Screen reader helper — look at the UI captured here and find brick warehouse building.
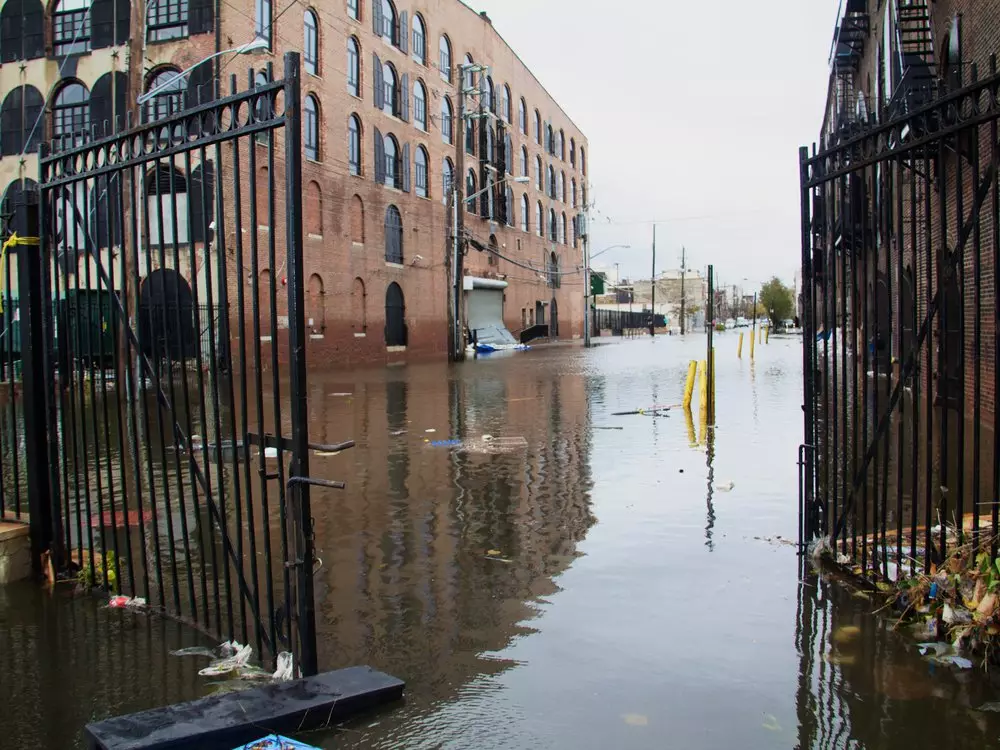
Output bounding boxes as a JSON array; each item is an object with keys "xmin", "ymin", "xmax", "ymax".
[
  {"xmin": 0, "ymin": 0, "xmax": 588, "ymax": 367},
  {"xmin": 809, "ymin": 0, "xmax": 1000, "ymax": 525}
]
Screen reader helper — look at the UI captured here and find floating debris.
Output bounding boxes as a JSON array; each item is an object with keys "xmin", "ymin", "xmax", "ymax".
[
  {"xmin": 170, "ymin": 646, "xmax": 217, "ymax": 658},
  {"xmin": 237, "ymin": 735, "xmax": 322, "ymax": 750},
  {"xmin": 429, "ymin": 439, "xmax": 462, "ymax": 448},
  {"xmin": 425, "ymin": 428, "xmax": 437, "ymax": 434},
  {"xmin": 621, "ymin": 714, "xmax": 648, "ymax": 727},
  {"xmin": 715, "ymin": 481, "xmax": 735, "ymax": 492},
  {"xmin": 107, "ymin": 595, "xmax": 146, "ymax": 609}
]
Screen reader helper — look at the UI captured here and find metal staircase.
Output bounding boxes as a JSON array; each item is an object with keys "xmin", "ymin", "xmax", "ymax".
[{"xmin": 890, "ymin": 0, "xmax": 937, "ymax": 117}]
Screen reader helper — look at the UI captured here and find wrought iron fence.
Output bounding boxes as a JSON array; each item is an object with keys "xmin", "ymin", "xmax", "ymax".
[{"xmin": 799, "ymin": 56, "xmax": 1000, "ymax": 578}]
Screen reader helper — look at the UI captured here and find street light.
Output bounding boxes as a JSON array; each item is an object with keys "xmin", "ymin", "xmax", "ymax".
[{"xmin": 137, "ymin": 36, "xmax": 270, "ymax": 104}]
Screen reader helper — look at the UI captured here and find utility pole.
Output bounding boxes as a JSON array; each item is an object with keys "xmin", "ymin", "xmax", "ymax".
[
  {"xmin": 449, "ymin": 63, "xmax": 469, "ymax": 362},
  {"xmin": 583, "ymin": 204, "xmax": 591, "ymax": 347},
  {"xmin": 680, "ymin": 246, "xmax": 686, "ymax": 335},
  {"xmin": 650, "ymin": 225, "xmax": 656, "ymax": 337}
]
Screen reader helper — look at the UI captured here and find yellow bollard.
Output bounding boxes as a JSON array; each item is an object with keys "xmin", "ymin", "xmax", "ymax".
[
  {"xmin": 698, "ymin": 359, "xmax": 707, "ymax": 408},
  {"xmin": 683, "ymin": 360, "xmax": 697, "ymax": 410},
  {"xmin": 765, "ymin": 325, "xmax": 770, "ymax": 344},
  {"xmin": 750, "ymin": 329, "xmax": 756, "ymax": 360},
  {"xmin": 737, "ymin": 332, "xmax": 744, "ymax": 358},
  {"xmin": 758, "ymin": 327, "xmax": 763, "ymax": 344},
  {"xmin": 684, "ymin": 405, "xmax": 697, "ymax": 447},
  {"xmin": 698, "ymin": 404, "xmax": 707, "ymax": 447}
]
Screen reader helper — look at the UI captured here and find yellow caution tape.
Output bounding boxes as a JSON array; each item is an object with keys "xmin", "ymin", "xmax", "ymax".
[{"xmin": 0, "ymin": 234, "xmax": 40, "ymax": 314}]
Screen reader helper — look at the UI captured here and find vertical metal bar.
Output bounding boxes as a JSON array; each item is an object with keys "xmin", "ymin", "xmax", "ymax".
[
  {"xmin": 137, "ymin": 161, "xmax": 167, "ymax": 605},
  {"xmin": 895, "ymin": 155, "xmax": 905, "ymax": 579},
  {"xmin": 909, "ymin": 145, "xmax": 919, "ymax": 577},
  {"xmin": 880, "ymin": 161, "xmax": 892, "ymax": 581},
  {"xmin": 15, "ymin": 192, "xmax": 53, "ymax": 574},
  {"xmin": 938, "ymin": 133, "xmax": 950, "ymax": 561},
  {"xmin": 2, "ymin": 204, "xmax": 16, "ymax": 519},
  {"xmin": 971, "ymin": 65, "xmax": 983, "ymax": 554},
  {"xmin": 924, "ymin": 147, "xmax": 935, "ymax": 573},
  {"xmin": 231, "ymin": 71, "xmax": 255, "ymax": 648},
  {"xmin": 213, "ymin": 135, "xmax": 239, "ymax": 641},
  {"xmin": 829, "ymin": 181, "xmax": 839, "ymax": 552},
  {"xmin": 861, "ymin": 165, "xmax": 870, "ymax": 579},
  {"xmin": 247, "ymin": 66, "xmax": 276, "ymax": 657},
  {"xmin": 149, "ymin": 156, "xmax": 184, "ymax": 615},
  {"xmin": 283, "ymin": 52, "xmax": 318, "ymax": 676},
  {"xmin": 992, "ymin": 55, "xmax": 1000, "ymax": 563},
  {"xmin": 955, "ymin": 118, "xmax": 967, "ymax": 545},
  {"xmin": 125, "ymin": 162, "xmax": 152, "ymax": 601},
  {"xmin": 799, "ymin": 147, "xmax": 815, "ymax": 541},
  {"xmin": 821, "ymin": 186, "xmax": 830, "ymax": 537},
  {"xmin": 192, "ymin": 143, "xmax": 225, "ymax": 632}
]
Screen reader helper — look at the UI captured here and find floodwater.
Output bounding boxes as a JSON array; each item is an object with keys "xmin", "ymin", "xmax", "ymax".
[{"xmin": 4, "ymin": 334, "xmax": 1000, "ymax": 748}]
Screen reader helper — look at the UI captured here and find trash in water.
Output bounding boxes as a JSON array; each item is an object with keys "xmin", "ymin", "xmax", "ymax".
[
  {"xmin": 715, "ymin": 481, "xmax": 735, "ymax": 492},
  {"xmin": 943, "ymin": 603, "xmax": 972, "ymax": 625},
  {"xmin": 263, "ymin": 447, "xmax": 279, "ymax": 459},
  {"xmin": 594, "ymin": 426, "xmax": 624, "ymax": 430},
  {"xmin": 929, "ymin": 582, "xmax": 939, "ymax": 599},
  {"xmin": 198, "ymin": 642, "xmax": 253, "ymax": 676},
  {"xmin": 425, "ymin": 428, "xmax": 437, "ymax": 434},
  {"xmin": 314, "ymin": 450, "xmax": 342, "ymax": 457},
  {"xmin": 916, "ymin": 642, "xmax": 952, "ymax": 657},
  {"xmin": 235, "ymin": 735, "xmax": 321, "ymax": 750},
  {"xmin": 108, "ymin": 595, "xmax": 146, "ymax": 609},
  {"xmin": 928, "ymin": 654, "xmax": 974, "ymax": 670},
  {"xmin": 463, "ymin": 435, "xmax": 528, "ymax": 455},
  {"xmin": 430, "ymin": 439, "xmax": 462, "ymax": 448},
  {"xmin": 484, "ymin": 549, "xmax": 512, "ymax": 563},
  {"xmin": 832, "ymin": 625, "xmax": 861, "ymax": 645},
  {"xmin": 329, "ymin": 393, "xmax": 353, "ymax": 397},
  {"xmin": 621, "ymin": 714, "xmax": 648, "ymax": 727},
  {"xmin": 761, "ymin": 714, "xmax": 782, "ymax": 732},
  {"xmin": 975, "ymin": 702, "xmax": 1000, "ymax": 713},
  {"xmin": 390, "ymin": 430, "xmax": 407, "ymax": 436},
  {"xmin": 273, "ymin": 652, "xmax": 298, "ymax": 681},
  {"xmin": 170, "ymin": 646, "xmax": 218, "ymax": 658}
]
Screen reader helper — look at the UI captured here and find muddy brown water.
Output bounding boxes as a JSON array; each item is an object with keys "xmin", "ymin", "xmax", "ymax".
[{"xmin": 3, "ymin": 335, "xmax": 1000, "ymax": 748}]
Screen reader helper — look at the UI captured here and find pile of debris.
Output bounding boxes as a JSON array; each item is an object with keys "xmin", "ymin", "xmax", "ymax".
[{"xmin": 814, "ymin": 529, "xmax": 1000, "ymax": 671}]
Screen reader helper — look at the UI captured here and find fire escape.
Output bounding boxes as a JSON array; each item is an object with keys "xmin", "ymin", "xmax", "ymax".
[
  {"xmin": 830, "ymin": 0, "xmax": 870, "ymax": 145},
  {"xmin": 888, "ymin": 0, "xmax": 937, "ymax": 119}
]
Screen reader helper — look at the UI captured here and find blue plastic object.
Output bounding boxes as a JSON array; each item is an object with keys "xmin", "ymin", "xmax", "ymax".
[
  {"xmin": 929, "ymin": 582, "xmax": 939, "ymax": 599},
  {"xmin": 235, "ymin": 735, "xmax": 321, "ymax": 749},
  {"xmin": 430, "ymin": 439, "xmax": 462, "ymax": 447}
]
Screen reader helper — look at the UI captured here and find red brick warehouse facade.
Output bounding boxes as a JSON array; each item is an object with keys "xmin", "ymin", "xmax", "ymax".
[
  {"xmin": 0, "ymin": 0, "xmax": 589, "ymax": 369},
  {"xmin": 217, "ymin": 0, "xmax": 590, "ymax": 367}
]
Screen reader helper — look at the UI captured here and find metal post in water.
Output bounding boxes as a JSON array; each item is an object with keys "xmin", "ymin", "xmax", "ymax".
[{"xmin": 707, "ymin": 264, "xmax": 714, "ymax": 423}]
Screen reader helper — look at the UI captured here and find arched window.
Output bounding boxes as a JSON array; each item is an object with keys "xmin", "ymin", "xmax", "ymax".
[
  {"xmin": 570, "ymin": 138, "xmax": 576, "ymax": 167},
  {"xmin": 304, "ymin": 94, "xmax": 319, "ymax": 160},
  {"xmin": 561, "ymin": 213, "xmax": 567, "ymax": 244},
  {"xmin": 348, "ymin": 114, "xmax": 362, "ymax": 174},
  {"xmin": 347, "ymin": 37, "xmax": 360, "ymax": 96},
  {"xmin": 347, "ymin": 0, "xmax": 359, "ymax": 21},
  {"xmin": 485, "ymin": 124, "xmax": 495, "ymax": 162},
  {"xmin": 439, "ymin": 35, "xmax": 452, "ymax": 82},
  {"xmin": 485, "ymin": 174, "xmax": 495, "ymax": 219},
  {"xmin": 559, "ymin": 171, "xmax": 566, "ymax": 203},
  {"xmin": 535, "ymin": 202, "xmax": 543, "ymax": 237},
  {"xmin": 547, "ymin": 165, "xmax": 555, "ymax": 199},
  {"xmin": 484, "ymin": 76, "xmax": 495, "ymax": 113},
  {"xmin": 505, "ymin": 186, "xmax": 514, "ymax": 227},
  {"xmin": 412, "ymin": 13, "xmax": 426, "ymax": 64},
  {"xmin": 413, "ymin": 79, "xmax": 427, "ymax": 130},
  {"xmin": 382, "ymin": 62, "xmax": 398, "ymax": 116},
  {"xmin": 383, "ymin": 133, "xmax": 399, "ymax": 188},
  {"xmin": 350, "ymin": 194, "xmax": 364, "ymax": 242},
  {"xmin": 504, "ymin": 133, "xmax": 513, "ymax": 175},
  {"xmin": 520, "ymin": 194, "xmax": 529, "ymax": 232},
  {"xmin": 0, "ymin": 86, "xmax": 44, "ymax": 155},
  {"xmin": 307, "ymin": 274, "xmax": 325, "ymax": 333},
  {"xmin": 143, "ymin": 69, "xmax": 184, "ymax": 124},
  {"xmin": 572, "ymin": 214, "xmax": 579, "ymax": 248},
  {"xmin": 1, "ymin": 179, "xmax": 39, "ymax": 238},
  {"xmin": 465, "ymin": 117, "xmax": 475, "ymax": 155},
  {"xmin": 549, "ymin": 251, "xmax": 560, "ymax": 288},
  {"xmin": 502, "ymin": 84, "xmax": 512, "ymax": 123},
  {"xmin": 441, "ymin": 96, "xmax": 453, "ymax": 144},
  {"xmin": 384, "ymin": 204, "xmax": 403, "ymax": 263},
  {"xmin": 465, "ymin": 168, "xmax": 476, "ymax": 214},
  {"xmin": 581, "ymin": 146, "xmax": 587, "ymax": 175},
  {"xmin": 558, "ymin": 130, "xmax": 565, "ymax": 160},
  {"xmin": 306, "ymin": 180, "xmax": 322, "ymax": 234},
  {"xmin": 415, "ymin": 145, "xmax": 428, "ymax": 198},
  {"xmin": 145, "ymin": 165, "xmax": 189, "ymax": 247},
  {"xmin": 352, "ymin": 276, "xmax": 366, "ymax": 333},
  {"xmin": 533, "ymin": 109, "xmax": 541, "ymax": 144},
  {"xmin": 535, "ymin": 155, "xmax": 542, "ymax": 190},
  {"xmin": 255, "ymin": 0, "xmax": 272, "ymax": 45},
  {"xmin": 518, "ymin": 98, "xmax": 527, "ymax": 134},
  {"xmin": 385, "ymin": 282, "xmax": 406, "ymax": 347},
  {"xmin": 549, "ymin": 208, "xmax": 557, "ymax": 242},
  {"xmin": 52, "ymin": 81, "xmax": 90, "ymax": 146},
  {"xmin": 546, "ymin": 124, "xmax": 554, "ymax": 154},
  {"xmin": 53, "ymin": 0, "xmax": 91, "ymax": 56},
  {"xmin": 463, "ymin": 54, "xmax": 474, "ymax": 91},
  {"xmin": 487, "ymin": 234, "xmax": 499, "ymax": 266},
  {"xmin": 442, "ymin": 157, "xmax": 454, "ymax": 204},
  {"xmin": 379, "ymin": 0, "xmax": 396, "ymax": 43},
  {"xmin": 304, "ymin": 9, "xmax": 319, "ymax": 75},
  {"xmin": 253, "ymin": 70, "xmax": 270, "ymax": 143},
  {"xmin": 520, "ymin": 146, "xmax": 528, "ymax": 177},
  {"xmin": 1, "ymin": 0, "xmax": 44, "ymax": 63}
]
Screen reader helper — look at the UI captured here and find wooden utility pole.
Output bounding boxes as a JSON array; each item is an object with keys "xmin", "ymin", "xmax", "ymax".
[
  {"xmin": 680, "ymin": 246, "xmax": 686, "ymax": 335},
  {"xmin": 650, "ymin": 225, "xmax": 656, "ymax": 337},
  {"xmin": 450, "ymin": 63, "xmax": 468, "ymax": 362}
]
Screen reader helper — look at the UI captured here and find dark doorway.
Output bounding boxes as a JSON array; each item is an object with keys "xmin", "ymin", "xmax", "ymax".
[
  {"xmin": 138, "ymin": 268, "xmax": 196, "ymax": 361},
  {"xmin": 385, "ymin": 282, "xmax": 407, "ymax": 347},
  {"xmin": 535, "ymin": 300, "xmax": 545, "ymax": 326}
]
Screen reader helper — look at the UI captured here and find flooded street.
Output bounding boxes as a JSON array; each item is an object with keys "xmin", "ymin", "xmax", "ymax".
[{"xmin": 4, "ymin": 334, "xmax": 1000, "ymax": 748}]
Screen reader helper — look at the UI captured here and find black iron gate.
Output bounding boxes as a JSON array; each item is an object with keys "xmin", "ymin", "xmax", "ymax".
[
  {"xmin": 799, "ymin": 56, "xmax": 1000, "ymax": 578},
  {"xmin": 16, "ymin": 52, "xmax": 344, "ymax": 676}
]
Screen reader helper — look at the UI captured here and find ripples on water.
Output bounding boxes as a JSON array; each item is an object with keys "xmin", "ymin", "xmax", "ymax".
[{"xmin": 4, "ymin": 335, "xmax": 1000, "ymax": 748}]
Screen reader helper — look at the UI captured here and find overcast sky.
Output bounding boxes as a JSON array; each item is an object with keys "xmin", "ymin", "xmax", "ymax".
[{"xmin": 474, "ymin": 0, "xmax": 838, "ymax": 293}]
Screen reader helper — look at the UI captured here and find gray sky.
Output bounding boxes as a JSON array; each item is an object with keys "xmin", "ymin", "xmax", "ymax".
[{"xmin": 475, "ymin": 0, "xmax": 838, "ymax": 293}]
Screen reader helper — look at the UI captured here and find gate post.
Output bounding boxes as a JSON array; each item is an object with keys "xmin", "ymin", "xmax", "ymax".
[
  {"xmin": 799, "ymin": 146, "xmax": 817, "ymax": 539},
  {"xmin": 282, "ymin": 52, "xmax": 319, "ymax": 677},
  {"xmin": 14, "ymin": 192, "xmax": 57, "ymax": 574}
]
